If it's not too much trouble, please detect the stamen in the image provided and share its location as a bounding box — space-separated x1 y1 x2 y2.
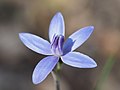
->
51 34 56 47
58 35 64 55
51 34 64 56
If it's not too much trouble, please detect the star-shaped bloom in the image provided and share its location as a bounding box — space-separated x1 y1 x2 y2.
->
19 12 97 84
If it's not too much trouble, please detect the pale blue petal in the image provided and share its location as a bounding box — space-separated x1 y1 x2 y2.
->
32 56 59 84
19 33 52 55
49 12 65 42
61 52 97 68
63 26 94 54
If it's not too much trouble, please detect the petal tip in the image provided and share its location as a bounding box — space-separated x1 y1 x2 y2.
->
84 26 94 31
19 33 22 37
86 26 94 34
56 12 63 17
19 33 27 41
90 26 94 30
19 33 24 39
55 12 64 22
32 73 42 85
93 63 97 68
32 80 38 85
90 61 97 68
87 26 94 32
19 33 26 38
32 77 39 85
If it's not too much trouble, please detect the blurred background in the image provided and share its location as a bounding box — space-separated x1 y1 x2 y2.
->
0 0 120 90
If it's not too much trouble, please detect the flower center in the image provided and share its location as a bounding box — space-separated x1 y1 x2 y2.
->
51 34 64 56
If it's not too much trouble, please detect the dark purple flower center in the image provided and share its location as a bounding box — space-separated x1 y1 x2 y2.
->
51 34 64 56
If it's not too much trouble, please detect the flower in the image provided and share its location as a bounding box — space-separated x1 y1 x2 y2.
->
19 12 97 84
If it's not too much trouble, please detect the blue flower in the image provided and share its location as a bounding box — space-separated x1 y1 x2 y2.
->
19 12 97 84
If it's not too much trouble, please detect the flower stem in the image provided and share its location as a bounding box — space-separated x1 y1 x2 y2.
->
52 71 60 90
52 62 61 90
56 73 60 90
